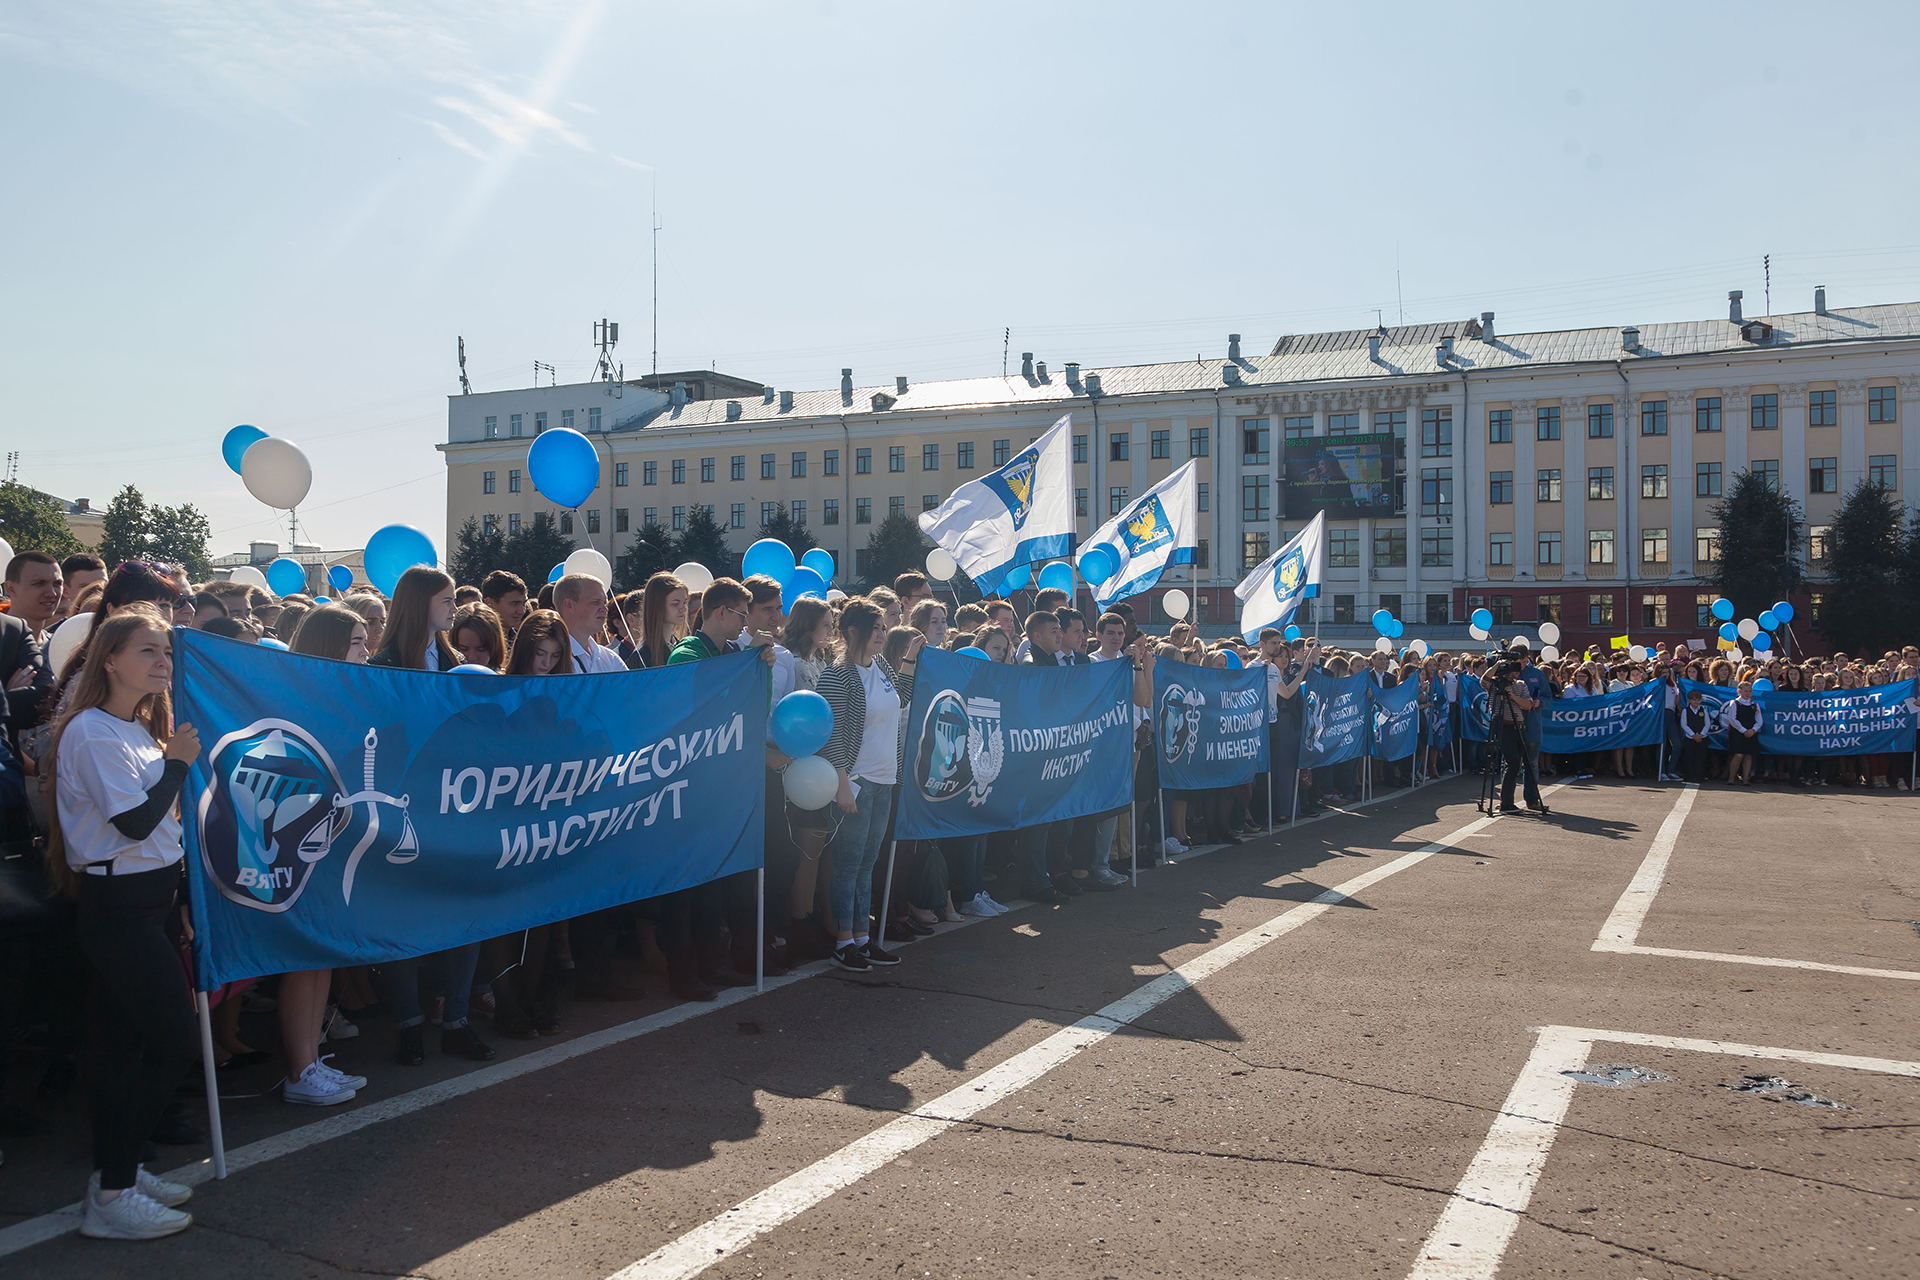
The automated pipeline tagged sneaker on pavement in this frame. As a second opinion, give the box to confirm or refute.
[283,1061,358,1107]
[321,1006,359,1041]
[980,893,1012,914]
[1095,868,1128,886]
[959,896,996,918]
[80,1187,192,1240]
[90,1166,191,1209]
[861,942,902,966]
[830,943,872,973]
[1162,838,1188,856]
[315,1055,366,1091]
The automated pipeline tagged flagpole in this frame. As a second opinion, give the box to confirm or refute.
[196,991,228,1180]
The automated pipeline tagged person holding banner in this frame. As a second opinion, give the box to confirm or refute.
[48,606,199,1240]
[1721,680,1763,785]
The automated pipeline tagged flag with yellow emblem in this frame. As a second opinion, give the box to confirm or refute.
[1235,511,1325,641]
[1078,460,1201,609]
[919,413,1077,595]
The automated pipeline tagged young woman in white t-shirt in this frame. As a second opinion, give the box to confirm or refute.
[49,605,200,1240]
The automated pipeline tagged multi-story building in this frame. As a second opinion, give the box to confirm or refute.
[441,290,1920,649]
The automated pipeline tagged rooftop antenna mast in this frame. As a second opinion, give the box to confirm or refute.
[457,337,472,395]
[4,451,18,482]
[593,318,622,398]
[1003,327,1010,376]
[534,361,555,387]
[1764,254,1772,314]
[651,177,661,378]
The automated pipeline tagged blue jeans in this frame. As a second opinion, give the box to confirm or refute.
[828,781,895,935]
[945,834,988,900]
[389,943,481,1030]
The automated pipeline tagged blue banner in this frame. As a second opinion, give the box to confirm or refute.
[1422,680,1451,745]
[1299,670,1369,769]
[1366,680,1420,761]
[1539,683,1666,752]
[894,648,1134,839]
[178,630,766,988]
[1460,674,1489,742]
[1152,662,1270,790]
[1681,677,1917,755]
[1677,678,1731,749]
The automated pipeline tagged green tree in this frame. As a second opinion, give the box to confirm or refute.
[757,504,818,561]
[147,503,213,579]
[96,485,150,568]
[1710,468,1804,623]
[1820,479,1906,654]
[615,523,677,592]
[0,480,85,560]
[500,512,576,594]
[674,506,735,580]
[860,512,929,590]
[448,516,507,589]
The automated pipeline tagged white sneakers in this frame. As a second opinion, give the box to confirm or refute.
[961,891,1010,916]
[1162,837,1188,856]
[1094,867,1128,887]
[81,1168,192,1239]
[321,1005,359,1041]
[283,1059,360,1106]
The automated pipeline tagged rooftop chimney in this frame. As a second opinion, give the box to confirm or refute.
[1621,326,1640,351]
[1223,363,1242,385]
[1228,333,1242,361]
[840,368,853,400]
[1480,311,1495,342]
[1064,362,1081,386]
[779,390,794,412]
[1021,352,1034,379]
[725,400,742,421]
[1368,335,1382,362]
[1728,290,1744,323]
[896,376,909,394]
[1084,373,1102,397]
[1035,360,1048,381]
[762,386,776,404]
[670,381,687,407]
[1815,285,1828,315]
[1438,336,1455,361]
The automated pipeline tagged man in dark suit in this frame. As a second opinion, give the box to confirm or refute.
[2,551,61,739]
[1366,649,1408,788]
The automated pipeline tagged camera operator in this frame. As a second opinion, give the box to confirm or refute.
[1486,650,1545,813]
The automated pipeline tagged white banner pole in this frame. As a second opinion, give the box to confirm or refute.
[1156,788,1167,861]
[1129,797,1138,887]
[195,991,227,1180]
[755,867,765,993]
[878,840,897,944]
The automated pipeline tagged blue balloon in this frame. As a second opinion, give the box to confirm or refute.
[1283,625,1303,642]
[1758,610,1779,631]
[771,690,833,758]
[312,596,331,604]
[1388,619,1405,638]
[801,547,836,586]
[743,537,797,583]
[1718,622,1738,641]
[449,663,497,675]
[1752,678,1774,692]
[1078,543,1120,586]
[1751,632,1773,652]
[327,564,353,592]
[525,427,601,509]
[1223,651,1243,669]
[548,562,566,584]
[1038,561,1076,595]
[956,646,991,660]
[1470,607,1493,630]
[362,524,438,596]
[1371,608,1393,634]
[266,557,307,596]
[257,636,289,650]
[222,424,268,475]
[1711,597,1734,621]
[1772,600,1795,624]
[1004,562,1032,591]
[786,565,828,601]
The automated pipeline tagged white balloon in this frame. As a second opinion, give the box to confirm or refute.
[1374,636,1393,653]
[1387,660,1400,673]
[926,547,957,581]
[1161,588,1190,620]
[1408,638,1430,658]
[1628,644,1647,661]
[825,588,847,602]
[781,754,838,810]
[674,561,714,593]
[1469,625,1489,641]
[1540,644,1561,662]
[1537,621,1561,645]
[1736,617,1759,641]
[0,537,12,569]
[564,547,613,586]
[229,565,269,589]
[1511,636,1532,650]
[240,437,313,510]
[46,612,92,675]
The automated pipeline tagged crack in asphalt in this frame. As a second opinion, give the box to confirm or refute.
[193,1219,435,1279]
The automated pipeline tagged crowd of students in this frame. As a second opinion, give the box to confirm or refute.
[0,547,1908,1239]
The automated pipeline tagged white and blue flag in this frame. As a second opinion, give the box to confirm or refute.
[1235,511,1324,640]
[1079,460,1201,609]
[919,412,1076,596]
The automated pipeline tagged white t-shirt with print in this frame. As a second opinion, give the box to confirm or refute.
[57,707,183,873]
[849,659,902,785]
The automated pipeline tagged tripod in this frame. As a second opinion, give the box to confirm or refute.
[1477,685,1549,816]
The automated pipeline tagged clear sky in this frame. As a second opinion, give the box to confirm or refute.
[4,1,1917,555]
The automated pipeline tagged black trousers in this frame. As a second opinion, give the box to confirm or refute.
[1497,725,1540,808]
[76,864,198,1190]
[1680,737,1710,783]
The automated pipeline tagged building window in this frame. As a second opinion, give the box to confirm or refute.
[855,498,871,524]
[1151,429,1170,459]
[1241,419,1270,465]
[671,459,685,484]
[1374,409,1407,444]
[1754,460,1780,492]
[1695,526,1720,563]
[956,442,973,469]
[1421,528,1453,567]
[1750,393,1779,430]
[1488,409,1513,443]
[889,496,906,519]
[728,503,744,528]
[1196,540,1210,569]
[484,415,499,439]
[695,457,710,483]
[823,499,839,525]
[1641,528,1669,564]
[1869,385,1898,423]
[1328,528,1360,568]
[1242,476,1269,524]
[1809,388,1837,427]
[993,439,1010,466]
[729,455,745,481]
[922,495,939,512]
[1283,416,1313,440]
[1641,464,1668,498]
[1588,529,1615,565]
[1538,594,1561,624]
[1809,524,1832,561]
[503,469,518,495]
[1587,403,1614,439]
[759,501,777,529]
[1696,462,1722,497]
[1379,594,1402,620]
[1810,456,1837,492]
[1588,593,1615,627]
[562,409,574,431]
[793,501,807,526]
[1426,594,1450,626]
[1110,432,1130,462]
[1490,532,1514,565]
[1374,527,1407,568]
[1327,412,1359,436]
[1489,471,1513,504]
[760,454,776,480]
[1075,488,1088,517]
[643,461,657,486]
[1538,531,1563,565]
[643,507,658,527]
[823,449,839,477]
[586,509,601,534]
[1332,595,1356,625]
[792,451,807,478]
[1641,592,1667,628]
[1695,396,1722,432]
[1809,591,1824,626]
[887,446,904,473]
[1588,466,1614,500]
[1871,454,1899,490]
[1243,532,1270,570]
[510,413,524,438]
[1110,486,1130,515]
[1064,434,1084,465]
[1190,426,1211,456]
[1696,593,1716,627]
[1536,406,1561,441]
[508,513,521,535]
[910,444,933,472]
[671,506,686,532]
[1197,481,1209,512]
[1421,407,1453,457]
[1641,400,1668,436]
[533,411,547,435]
[482,470,496,495]
[586,408,600,431]
[1537,469,1562,502]
[482,513,498,536]
[608,461,624,487]
[1489,595,1513,625]
[559,511,574,534]
[1420,467,1452,517]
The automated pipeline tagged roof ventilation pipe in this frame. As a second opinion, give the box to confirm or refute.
[1728,290,1744,323]
[1228,333,1242,361]
[1438,336,1455,364]
[670,381,687,407]
[779,390,794,412]
[1814,285,1827,314]
[762,386,775,404]
[1036,360,1048,381]
[1084,373,1102,397]
[896,376,908,394]
[1021,352,1035,378]
[1064,362,1081,387]
[1480,311,1495,341]
[1223,363,1242,385]
[840,368,853,400]
[725,400,742,421]
[1368,335,1381,362]
[1621,327,1640,351]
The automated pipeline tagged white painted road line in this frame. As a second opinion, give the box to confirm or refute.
[607,801,1533,1280]
[1592,783,1920,981]
[1406,1025,1920,1280]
